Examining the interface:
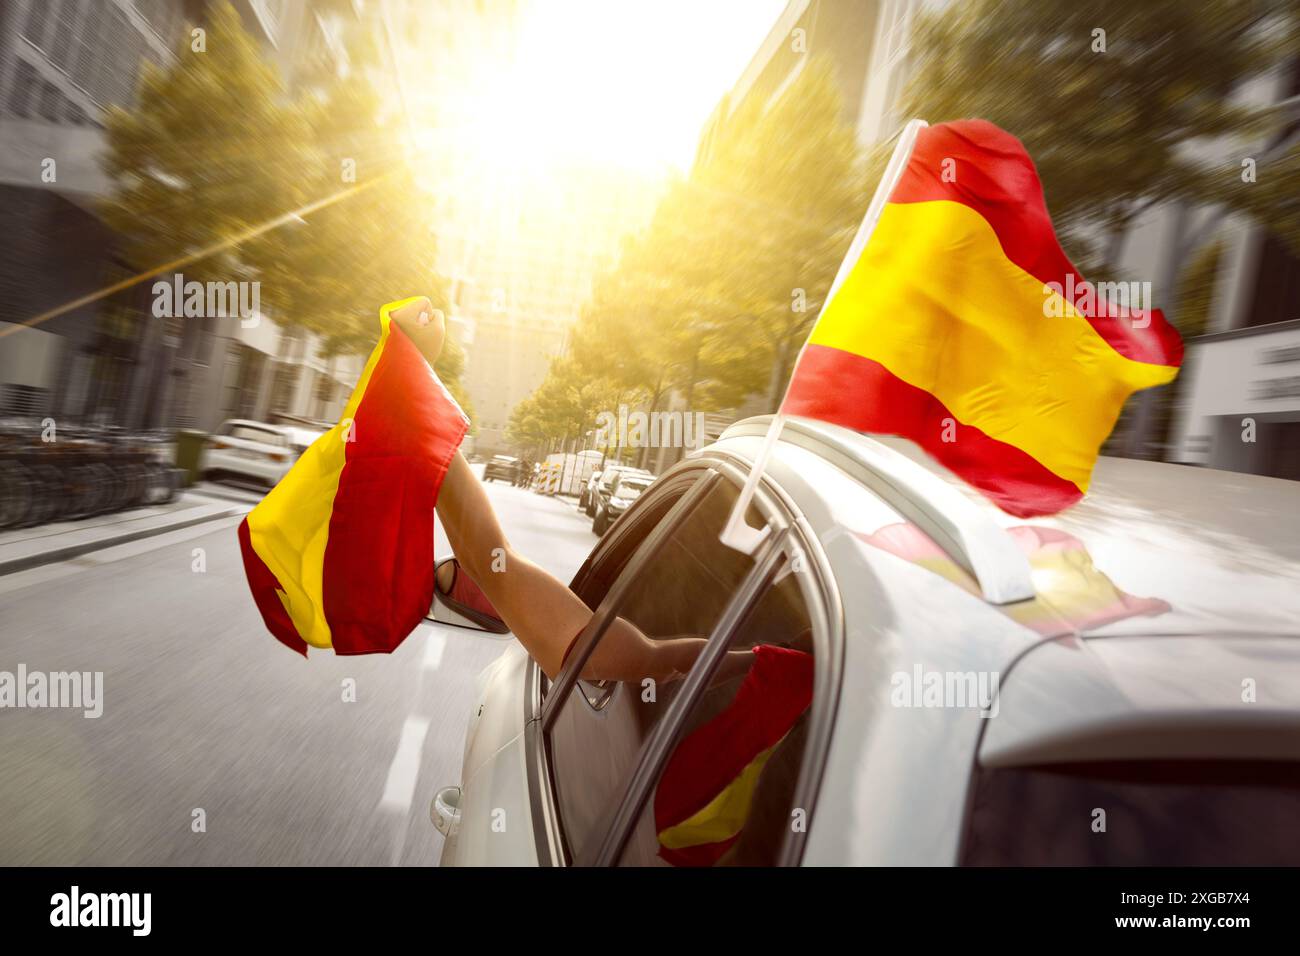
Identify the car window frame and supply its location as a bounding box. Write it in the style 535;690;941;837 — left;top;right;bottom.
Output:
702;452;845;868
530;453;843;867
582;454;842;867
522;464;719;865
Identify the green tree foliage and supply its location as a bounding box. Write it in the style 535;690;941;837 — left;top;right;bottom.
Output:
512;56;872;450
901;0;1300;275
99;2;468;407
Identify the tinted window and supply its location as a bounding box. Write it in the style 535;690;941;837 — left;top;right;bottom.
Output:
549;478;762;860
615;570;814;867
962;760;1300;865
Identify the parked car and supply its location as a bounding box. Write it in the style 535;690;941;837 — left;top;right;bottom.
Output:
482;455;518;483
200;419;294;489
587;464;651;517
280;426;325;457
592;472;652;536
577;469;602;511
428;414;1300;867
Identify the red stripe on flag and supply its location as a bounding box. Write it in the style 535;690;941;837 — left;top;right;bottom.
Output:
889;120;1183;368
237;516;308;657
782;344;1083;518
321;322;469;655
654;645;814;866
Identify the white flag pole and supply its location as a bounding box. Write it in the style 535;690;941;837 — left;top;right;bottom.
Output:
719;118;929;555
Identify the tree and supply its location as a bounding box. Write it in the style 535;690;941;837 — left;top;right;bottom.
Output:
901;0;1300;456
99;2;468;415
559;57;873;433
902;0;1300;275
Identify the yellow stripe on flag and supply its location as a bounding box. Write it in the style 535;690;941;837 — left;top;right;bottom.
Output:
657;743;777;851
243;298;417;648
808;200;1178;490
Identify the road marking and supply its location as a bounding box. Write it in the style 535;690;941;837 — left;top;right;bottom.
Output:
379;716;431;812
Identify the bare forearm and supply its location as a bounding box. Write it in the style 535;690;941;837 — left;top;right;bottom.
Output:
436;452;589;678
396;298;705;683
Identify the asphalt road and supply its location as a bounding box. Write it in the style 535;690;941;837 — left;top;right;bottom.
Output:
0;468;595;865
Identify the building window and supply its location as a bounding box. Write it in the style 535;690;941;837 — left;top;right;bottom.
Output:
7;60;38;116
22;0;53;50
70;0;104;93
49;0;83;72
39;81;62;122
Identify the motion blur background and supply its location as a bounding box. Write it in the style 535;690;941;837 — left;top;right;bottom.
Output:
1;0;1298;481
0;0;1299;870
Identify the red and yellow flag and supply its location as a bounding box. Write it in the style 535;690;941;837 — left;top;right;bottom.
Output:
654;644;813;866
239;298;468;656
783;120;1183;517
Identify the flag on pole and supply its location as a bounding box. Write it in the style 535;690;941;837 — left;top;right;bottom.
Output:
781;119;1183;517
238;297;469;656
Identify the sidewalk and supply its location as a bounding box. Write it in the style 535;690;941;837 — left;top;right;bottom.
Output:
0;486;256;576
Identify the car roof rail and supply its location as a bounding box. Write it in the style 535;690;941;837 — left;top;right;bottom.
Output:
719;415;1035;605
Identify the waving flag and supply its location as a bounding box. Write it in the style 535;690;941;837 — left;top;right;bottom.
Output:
782;120;1183;517
239;297;468;656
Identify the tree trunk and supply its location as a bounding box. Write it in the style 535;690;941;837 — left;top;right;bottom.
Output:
637;375;664;470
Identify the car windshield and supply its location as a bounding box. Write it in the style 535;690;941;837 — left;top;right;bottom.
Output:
223;424;285;446
614;479;650;499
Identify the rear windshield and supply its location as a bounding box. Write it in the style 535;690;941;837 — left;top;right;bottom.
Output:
961;760;1300;865
223;424;285;446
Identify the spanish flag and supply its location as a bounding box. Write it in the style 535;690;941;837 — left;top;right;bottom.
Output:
783;120;1183;517
654;644;813;866
238;298;469;656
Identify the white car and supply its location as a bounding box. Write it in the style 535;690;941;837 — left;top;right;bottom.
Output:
428;415;1300;867
200;419;296;489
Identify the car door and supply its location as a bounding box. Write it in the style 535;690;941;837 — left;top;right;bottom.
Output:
527;458;841;866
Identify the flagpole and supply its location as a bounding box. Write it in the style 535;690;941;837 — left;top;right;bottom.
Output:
719;118;929;555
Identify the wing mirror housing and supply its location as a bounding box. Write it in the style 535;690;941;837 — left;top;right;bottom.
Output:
427;557;511;634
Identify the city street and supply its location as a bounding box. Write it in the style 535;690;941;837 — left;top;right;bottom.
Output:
0;468;595;866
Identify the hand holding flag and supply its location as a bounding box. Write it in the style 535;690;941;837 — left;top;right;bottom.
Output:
239;296;469;656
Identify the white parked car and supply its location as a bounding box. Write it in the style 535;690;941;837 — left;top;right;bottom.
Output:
428;415;1300;867
200;419;296;489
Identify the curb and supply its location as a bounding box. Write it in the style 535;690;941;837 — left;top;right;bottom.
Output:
0;503;246;577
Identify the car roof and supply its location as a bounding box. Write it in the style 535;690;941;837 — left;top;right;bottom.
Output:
223;419;283;431
981;632;1300;767
711;416;1300;643
705;419;1300;865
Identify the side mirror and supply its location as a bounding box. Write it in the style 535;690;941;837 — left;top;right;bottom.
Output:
428;557;511;635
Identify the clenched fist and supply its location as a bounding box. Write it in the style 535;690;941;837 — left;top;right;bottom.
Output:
389;296;445;368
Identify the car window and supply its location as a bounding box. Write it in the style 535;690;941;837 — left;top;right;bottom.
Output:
615;567;813;867
548;476;767;862
615;478;651;497
961;760;1300;865
225;424;285;446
